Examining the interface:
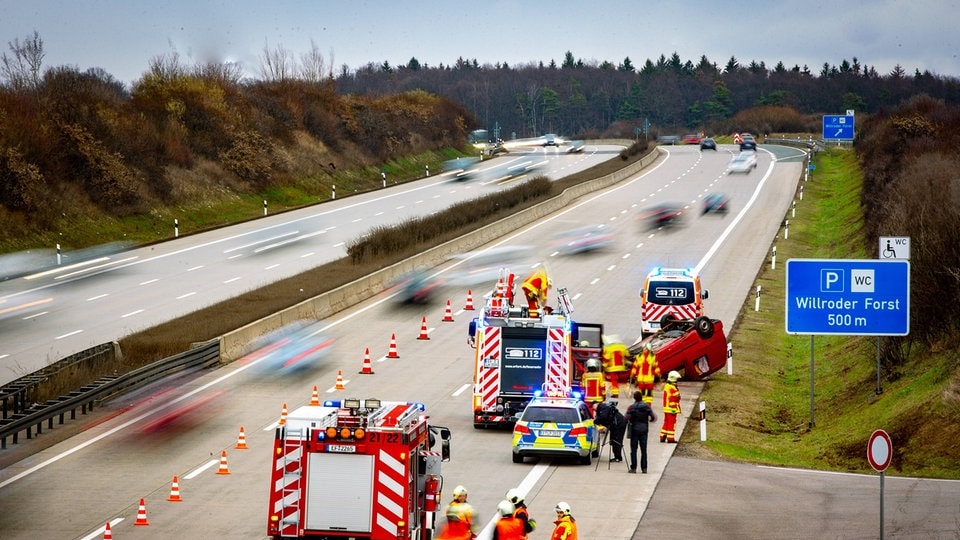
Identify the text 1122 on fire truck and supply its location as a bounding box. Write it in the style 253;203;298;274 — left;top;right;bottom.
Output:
267;398;451;540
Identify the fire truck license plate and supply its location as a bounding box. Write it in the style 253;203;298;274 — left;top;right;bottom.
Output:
327;444;356;453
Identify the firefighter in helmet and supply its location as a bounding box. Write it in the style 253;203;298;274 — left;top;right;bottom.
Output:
505;488;537;538
630;342;661;404
580;358;606;405
437;485;479;539
660;371;682;443
550;501;578;540
492;500;525;540
521;267;551;317
601;335;630;398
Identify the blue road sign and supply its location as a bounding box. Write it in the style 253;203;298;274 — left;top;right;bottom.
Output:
786;259;909;336
823;115;855;140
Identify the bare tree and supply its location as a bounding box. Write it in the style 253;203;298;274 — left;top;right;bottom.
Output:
259;41;293;82
147;51;188;80
193;61;244;85
1;30;45;90
299;39;329;82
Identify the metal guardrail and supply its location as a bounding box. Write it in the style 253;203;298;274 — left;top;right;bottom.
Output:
0;340;219;449
765;137;826;152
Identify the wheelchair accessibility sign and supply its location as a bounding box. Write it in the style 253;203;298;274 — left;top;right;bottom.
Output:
879;236;910;260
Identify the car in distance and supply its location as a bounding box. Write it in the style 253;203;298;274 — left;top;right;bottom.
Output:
699;137;717;151
739;134;758;151
682;134;702;144
512;394;600;464
543;133;558;146
549;226;614;255
726;152;758;174
702;192;730;214
657;135;681;145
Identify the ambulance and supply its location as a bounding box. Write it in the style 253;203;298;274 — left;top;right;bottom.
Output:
639;267;709;336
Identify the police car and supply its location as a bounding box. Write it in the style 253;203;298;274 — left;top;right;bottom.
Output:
511;393;600;465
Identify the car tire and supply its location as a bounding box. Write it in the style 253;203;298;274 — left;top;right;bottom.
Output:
660;313;678;331
513;453;524;464
694;316;714;339
579;453;591;465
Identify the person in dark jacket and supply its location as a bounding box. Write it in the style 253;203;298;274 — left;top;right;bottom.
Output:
623;390;657;473
594;399;625;462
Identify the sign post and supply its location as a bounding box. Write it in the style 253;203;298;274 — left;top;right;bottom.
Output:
867;429;893;539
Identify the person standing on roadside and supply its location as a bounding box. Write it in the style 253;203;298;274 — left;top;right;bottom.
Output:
624;389;656;473
630;342;660;404
550;502;578;540
660;370;682;443
505;488;537;539
594;398;625;462
492;500;525;540
436;485;479;540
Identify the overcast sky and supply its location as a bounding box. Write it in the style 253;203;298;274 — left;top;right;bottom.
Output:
2;1;958;86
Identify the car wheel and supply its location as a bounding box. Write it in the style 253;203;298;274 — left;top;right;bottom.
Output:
513;453;524;464
694;316;714;339
660;313;678;331
579;453;591;465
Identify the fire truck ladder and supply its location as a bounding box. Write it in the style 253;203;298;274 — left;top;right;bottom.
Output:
279;426;304;538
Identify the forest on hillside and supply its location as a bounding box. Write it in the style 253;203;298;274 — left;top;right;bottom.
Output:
337;51;960;138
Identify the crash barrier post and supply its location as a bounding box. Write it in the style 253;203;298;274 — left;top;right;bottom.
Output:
699;401;707;441
755;286;761;312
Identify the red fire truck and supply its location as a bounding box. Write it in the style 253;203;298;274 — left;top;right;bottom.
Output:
267;398;451;539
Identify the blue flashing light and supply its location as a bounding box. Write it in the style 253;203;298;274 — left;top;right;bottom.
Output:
323;400;340;407
533;390;544;397
570;390;583;400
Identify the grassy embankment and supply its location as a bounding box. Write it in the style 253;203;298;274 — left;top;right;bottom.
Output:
679;147;960;479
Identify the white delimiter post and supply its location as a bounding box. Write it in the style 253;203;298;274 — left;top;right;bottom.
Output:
699;401;707;441
754;286;761;311
726;342;733;375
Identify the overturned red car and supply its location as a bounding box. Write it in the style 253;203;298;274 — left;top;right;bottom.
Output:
627;316;728;381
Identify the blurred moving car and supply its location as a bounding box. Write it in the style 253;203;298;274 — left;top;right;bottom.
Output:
512;394;600;464
543;133;558;146
699;137;717;151
702;193;730;214
245;320;336;373
727;152;758;174
388;269;445;304
445;245;538;288
682;134;702;144
627;316;728;381
566;140;585;153
739;134;758;151
639;204;684;230
549;226;614;255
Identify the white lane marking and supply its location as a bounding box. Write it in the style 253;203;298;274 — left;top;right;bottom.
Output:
177;292;196;300
121;310;144;318
224;277;241;284
187;265;204;271
55;330;83;340
87;294;109;301
184;459;218;480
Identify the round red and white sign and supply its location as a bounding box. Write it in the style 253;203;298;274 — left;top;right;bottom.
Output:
867;429;893;472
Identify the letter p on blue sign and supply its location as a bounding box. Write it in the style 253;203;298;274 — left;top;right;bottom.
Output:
821;269;844;292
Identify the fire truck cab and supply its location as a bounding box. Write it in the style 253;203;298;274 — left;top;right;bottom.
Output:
267;399;451;540
640;267;709;336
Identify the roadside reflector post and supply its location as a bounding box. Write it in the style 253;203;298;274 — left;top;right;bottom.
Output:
174;219;179;238
56;243;62;265
800;184;804;200
332;185;336;199
263;199;267;216
792;200;796;218
425;165;430;177
699;401;707;442
754;286;761;312
771;246;777;270
726;342;733;375
784;220;790;240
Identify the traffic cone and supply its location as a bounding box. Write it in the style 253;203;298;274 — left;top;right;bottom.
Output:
442;300;455;322
103;522;113;539
167;475;183;501
279;403;288;425
464;290;475;310
359;348;375;374
134;498;149;526
217;450;231;475
417;316;430;340
235;426;248;449
335;369;346;390
309;385;321;406
386;333;400;358
495;277;504;296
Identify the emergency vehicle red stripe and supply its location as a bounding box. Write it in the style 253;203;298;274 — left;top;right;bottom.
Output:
373;449;405;537
479;328;501;411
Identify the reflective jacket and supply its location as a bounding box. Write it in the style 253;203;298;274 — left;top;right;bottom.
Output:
437;501;476;540
493;516;526;540
580;371;606;403
602;343;629;373
550;515;578;540
662;382;681;414
630;350;660;385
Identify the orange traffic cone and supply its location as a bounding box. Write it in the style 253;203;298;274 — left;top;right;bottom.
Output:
386;333;400;358
495;277;504;296
464;290;475;310
167;475;183;501
442;300;455;322
217;450;231;475
235;426;249;449
359;348;375;374
134;498;149;526
279;403;288;425
103;522;113;539
417;316;430;340
335;369;346;390
309;385;321;406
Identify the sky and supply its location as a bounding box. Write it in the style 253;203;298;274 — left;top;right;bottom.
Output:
1;1;958;86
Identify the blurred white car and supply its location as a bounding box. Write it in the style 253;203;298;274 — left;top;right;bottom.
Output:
727;152;758;174
549;226;613;255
